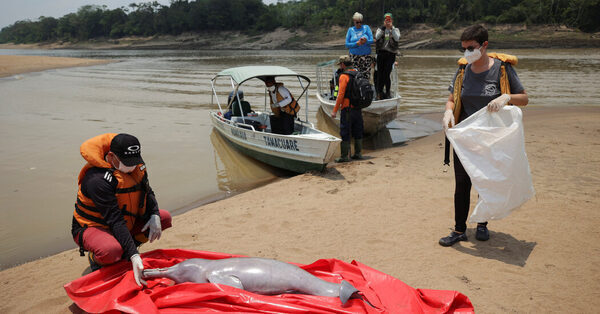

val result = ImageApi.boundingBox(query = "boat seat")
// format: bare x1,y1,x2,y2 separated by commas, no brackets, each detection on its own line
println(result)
232,116,267,131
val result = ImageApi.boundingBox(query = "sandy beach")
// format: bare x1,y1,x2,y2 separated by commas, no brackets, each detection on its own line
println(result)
0,96,598,312
0,55,112,78
1,57,599,312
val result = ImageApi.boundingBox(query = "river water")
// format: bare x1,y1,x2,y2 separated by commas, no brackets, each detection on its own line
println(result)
1,48,599,269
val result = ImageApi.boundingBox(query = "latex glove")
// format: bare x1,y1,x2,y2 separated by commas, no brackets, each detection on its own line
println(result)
142,214,161,243
487,94,511,112
131,254,146,287
442,109,455,131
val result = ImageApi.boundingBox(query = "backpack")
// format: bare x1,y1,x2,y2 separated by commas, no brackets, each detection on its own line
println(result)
343,70,374,109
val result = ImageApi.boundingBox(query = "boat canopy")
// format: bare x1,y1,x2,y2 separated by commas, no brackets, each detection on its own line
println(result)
213,66,310,85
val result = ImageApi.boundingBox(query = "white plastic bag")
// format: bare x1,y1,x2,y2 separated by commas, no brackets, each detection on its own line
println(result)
446,106,535,222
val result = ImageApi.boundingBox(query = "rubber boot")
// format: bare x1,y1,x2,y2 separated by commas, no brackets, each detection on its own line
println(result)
351,139,363,160
88,252,102,272
335,141,351,162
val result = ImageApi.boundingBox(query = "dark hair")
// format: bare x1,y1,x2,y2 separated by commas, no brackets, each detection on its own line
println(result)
460,24,488,45
264,76,275,83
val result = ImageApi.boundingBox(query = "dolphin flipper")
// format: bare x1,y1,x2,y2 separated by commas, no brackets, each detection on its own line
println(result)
339,280,358,305
207,274,244,290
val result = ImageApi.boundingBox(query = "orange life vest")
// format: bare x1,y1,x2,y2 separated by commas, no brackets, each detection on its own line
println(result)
73,133,148,231
269,83,300,116
450,53,518,125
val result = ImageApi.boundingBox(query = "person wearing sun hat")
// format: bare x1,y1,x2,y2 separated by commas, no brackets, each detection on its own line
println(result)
71,133,172,287
375,12,401,100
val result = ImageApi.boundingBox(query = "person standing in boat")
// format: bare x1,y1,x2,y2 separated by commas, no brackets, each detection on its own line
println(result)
264,76,300,135
332,55,364,162
374,13,400,100
439,24,528,247
71,133,172,286
345,12,374,80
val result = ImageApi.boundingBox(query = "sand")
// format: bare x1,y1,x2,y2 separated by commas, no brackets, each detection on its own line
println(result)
0,103,598,312
0,55,112,78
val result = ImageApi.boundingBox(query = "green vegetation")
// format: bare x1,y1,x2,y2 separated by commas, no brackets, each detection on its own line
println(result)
1,0,599,44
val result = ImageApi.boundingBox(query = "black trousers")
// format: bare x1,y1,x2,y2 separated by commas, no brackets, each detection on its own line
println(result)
339,107,363,141
270,112,295,135
453,152,487,232
376,50,396,97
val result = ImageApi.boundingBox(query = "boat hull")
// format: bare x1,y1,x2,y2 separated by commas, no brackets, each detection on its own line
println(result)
210,112,340,173
316,94,400,135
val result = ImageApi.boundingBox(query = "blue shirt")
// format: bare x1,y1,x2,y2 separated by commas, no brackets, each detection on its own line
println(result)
345,25,374,56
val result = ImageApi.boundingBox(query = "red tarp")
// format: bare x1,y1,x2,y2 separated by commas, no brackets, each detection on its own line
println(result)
64,249,473,313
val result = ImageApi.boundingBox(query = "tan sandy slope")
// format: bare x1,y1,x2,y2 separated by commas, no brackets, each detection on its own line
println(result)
0,106,598,313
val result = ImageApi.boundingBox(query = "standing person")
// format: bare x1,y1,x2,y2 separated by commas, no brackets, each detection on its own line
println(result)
374,13,400,100
264,76,300,135
439,25,529,246
71,133,172,286
331,55,364,162
345,12,374,80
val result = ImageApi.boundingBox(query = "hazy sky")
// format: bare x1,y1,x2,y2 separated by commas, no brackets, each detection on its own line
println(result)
0,0,278,29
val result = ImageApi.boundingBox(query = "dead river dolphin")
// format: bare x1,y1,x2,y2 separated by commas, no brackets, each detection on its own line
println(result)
142,257,359,305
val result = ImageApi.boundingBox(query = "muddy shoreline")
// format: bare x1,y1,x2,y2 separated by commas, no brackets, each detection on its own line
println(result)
2,24,599,51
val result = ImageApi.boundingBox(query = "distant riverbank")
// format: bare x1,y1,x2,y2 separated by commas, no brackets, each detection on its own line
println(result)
0,55,112,77
1,23,599,51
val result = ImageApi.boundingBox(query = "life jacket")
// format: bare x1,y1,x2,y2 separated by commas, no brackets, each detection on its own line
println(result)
269,83,300,116
73,133,149,231
449,53,518,126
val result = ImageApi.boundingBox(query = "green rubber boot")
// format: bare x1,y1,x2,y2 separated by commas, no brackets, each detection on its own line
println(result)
351,139,363,160
336,141,351,162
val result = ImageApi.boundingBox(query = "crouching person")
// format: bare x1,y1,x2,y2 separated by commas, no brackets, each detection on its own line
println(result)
71,133,172,286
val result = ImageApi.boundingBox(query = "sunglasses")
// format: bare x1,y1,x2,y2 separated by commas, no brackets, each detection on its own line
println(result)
354,21,362,24
459,44,481,53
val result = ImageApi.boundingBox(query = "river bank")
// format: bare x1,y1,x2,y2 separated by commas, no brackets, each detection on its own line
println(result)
0,106,598,313
0,55,112,78
1,23,599,51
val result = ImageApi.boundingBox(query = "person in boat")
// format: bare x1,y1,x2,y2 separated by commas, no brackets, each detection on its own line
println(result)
264,76,300,135
345,12,374,80
228,90,253,117
331,55,364,162
329,66,343,100
439,24,528,247
71,133,172,286
374,13,400,100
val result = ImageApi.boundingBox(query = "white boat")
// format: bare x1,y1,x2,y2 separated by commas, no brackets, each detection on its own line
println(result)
315,59,401,135
209,66,341,173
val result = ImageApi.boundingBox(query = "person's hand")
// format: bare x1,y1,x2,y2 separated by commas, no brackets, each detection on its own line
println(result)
332,111,337,119
443,109,455,131
131,254,146,287
487,94,511,112
142,214,161,243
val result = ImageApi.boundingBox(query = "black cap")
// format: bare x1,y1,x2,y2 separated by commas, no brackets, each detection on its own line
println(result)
110,133,144,166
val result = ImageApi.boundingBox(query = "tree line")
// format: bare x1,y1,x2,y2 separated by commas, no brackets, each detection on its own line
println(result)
1,0,599,44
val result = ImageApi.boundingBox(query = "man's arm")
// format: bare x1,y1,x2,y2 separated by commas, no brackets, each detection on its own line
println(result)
332,74,349,117
274,86,292,107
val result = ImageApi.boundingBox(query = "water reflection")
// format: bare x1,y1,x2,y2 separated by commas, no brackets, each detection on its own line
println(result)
210,129,283,192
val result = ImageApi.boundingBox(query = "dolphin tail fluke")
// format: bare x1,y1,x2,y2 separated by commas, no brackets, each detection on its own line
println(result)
339,280,359,305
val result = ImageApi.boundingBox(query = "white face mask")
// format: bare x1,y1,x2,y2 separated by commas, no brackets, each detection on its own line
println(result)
464,47,482,64
267,85,276,92
117,163,137,173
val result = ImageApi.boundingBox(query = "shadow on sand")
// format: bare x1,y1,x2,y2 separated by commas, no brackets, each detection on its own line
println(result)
452,229,537,267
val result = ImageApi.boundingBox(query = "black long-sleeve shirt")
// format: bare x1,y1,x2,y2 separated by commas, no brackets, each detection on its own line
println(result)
71,167,159,260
